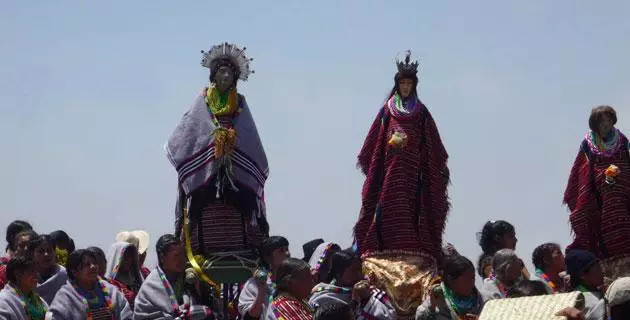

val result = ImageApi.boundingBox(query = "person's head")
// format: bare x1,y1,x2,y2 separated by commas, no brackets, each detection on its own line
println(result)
327,249,363,287
532,243,565,275
67,249,100,287
391,52,419,99
156,234,185,275
12,230,38,258
107,242,139,280
210,59,238,93
86,246,107,277
309,242,341,284
589,105,617,138
479,220,517,255
260,236,290,271
6,256,38,292
492,249,522,286
28,234,57,272
565,250,603,290
509,280,548,298
477,254,493,279
441,254,476,297
50,230,72,251
5,220,33,253
313,302,354,320
275,258,314,300
606,277,630,319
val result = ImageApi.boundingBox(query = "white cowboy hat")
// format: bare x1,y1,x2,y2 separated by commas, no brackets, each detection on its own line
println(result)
131,230,150,255
115,231,140,251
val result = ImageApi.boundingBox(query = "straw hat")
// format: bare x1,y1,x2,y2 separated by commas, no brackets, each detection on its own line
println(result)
131,230,150,255
479,292,584,320
115,231,140,251
606,277,630,307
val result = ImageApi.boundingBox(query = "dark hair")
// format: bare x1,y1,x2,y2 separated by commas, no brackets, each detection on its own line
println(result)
12,230,38,252
86,246,106,265
509,280,548,298
210,59,239,85
479,220,515,255
565,250,599,289
314,302,353,320
441,254,475,288
259,236,289,269
67,249,97,280
6,256,36,284
50,230,74,252
477,253,493,279
27,234,55,255
5,220,33,251
327,249,360,283
156,234,181,268
589,105,617,134
274,258,310,294
532,243,561,271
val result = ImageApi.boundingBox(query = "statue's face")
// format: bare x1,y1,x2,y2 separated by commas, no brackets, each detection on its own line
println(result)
598,113,614,138
214,65,235,93
398,78,414,98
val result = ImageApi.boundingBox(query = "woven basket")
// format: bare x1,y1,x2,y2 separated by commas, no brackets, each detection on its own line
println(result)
479,292,585,320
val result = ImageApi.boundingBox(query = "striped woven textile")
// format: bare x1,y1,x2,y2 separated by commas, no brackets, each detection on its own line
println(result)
271,295,313,320
189,203,265,256
564,133,630,259
355,102,450,260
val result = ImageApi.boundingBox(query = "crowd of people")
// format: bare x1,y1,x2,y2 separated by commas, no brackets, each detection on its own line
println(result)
1,42,629,320
1,220,630,319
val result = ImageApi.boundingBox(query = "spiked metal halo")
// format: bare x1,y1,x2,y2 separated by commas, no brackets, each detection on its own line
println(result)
396,50,420,75
201,42,254,81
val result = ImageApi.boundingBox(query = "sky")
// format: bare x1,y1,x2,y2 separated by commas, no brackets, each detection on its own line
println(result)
1,1,629,272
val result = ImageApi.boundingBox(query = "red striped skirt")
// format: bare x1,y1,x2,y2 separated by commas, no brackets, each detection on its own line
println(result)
189,203,265,255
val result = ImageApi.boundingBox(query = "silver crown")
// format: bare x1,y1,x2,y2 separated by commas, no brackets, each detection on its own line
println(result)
396,50,419,75
201,42,254,81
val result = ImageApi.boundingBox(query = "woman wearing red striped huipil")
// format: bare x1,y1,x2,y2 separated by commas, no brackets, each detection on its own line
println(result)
166,43,269,262
265,258,314,320
564,105,630,284
354,51,450,319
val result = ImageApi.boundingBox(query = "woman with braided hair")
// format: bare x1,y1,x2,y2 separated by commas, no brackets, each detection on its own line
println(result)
354,50,450,319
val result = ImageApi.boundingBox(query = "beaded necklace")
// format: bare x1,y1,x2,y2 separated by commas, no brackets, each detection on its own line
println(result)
205,86,242,159
488,273,510,298
442,284,478,318
586,129,622,157
157,267,181,314
388,93,419,116
8,284,47,320
71,280,114,320
535,269,558,293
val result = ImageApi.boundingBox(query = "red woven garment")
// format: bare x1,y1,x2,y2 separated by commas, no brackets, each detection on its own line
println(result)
564,133,630,258
355,102,450,260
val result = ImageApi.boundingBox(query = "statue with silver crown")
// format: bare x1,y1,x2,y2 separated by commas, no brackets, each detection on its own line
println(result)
165,43,269,314
354,51,451,319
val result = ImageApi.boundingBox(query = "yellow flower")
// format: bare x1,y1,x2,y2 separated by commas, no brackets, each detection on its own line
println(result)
605,165,620,178
388,131,408,148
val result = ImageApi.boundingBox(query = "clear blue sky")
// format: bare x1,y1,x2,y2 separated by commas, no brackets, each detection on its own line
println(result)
1,1,629,271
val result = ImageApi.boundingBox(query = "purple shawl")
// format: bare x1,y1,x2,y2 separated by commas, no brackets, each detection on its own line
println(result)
166,89,269,201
